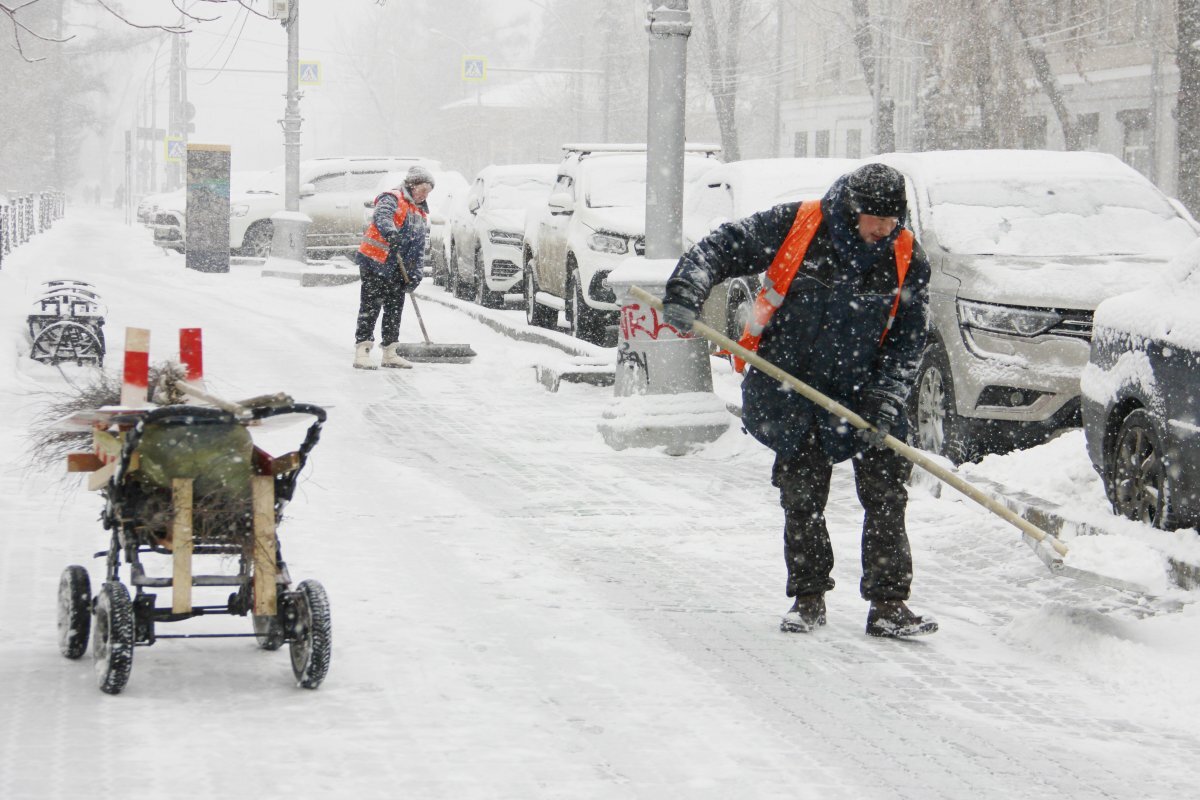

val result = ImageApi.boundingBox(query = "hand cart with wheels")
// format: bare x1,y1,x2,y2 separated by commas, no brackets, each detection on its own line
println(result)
57,400,331,694
27,280,107,366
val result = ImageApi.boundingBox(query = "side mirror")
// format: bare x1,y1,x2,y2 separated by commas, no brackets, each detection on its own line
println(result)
362,199,374,208
547,192,574,214
299,183,316,198
429,213,446,225
467,196,481,214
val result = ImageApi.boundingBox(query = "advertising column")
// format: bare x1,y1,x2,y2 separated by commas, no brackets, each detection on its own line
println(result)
185,143,231,274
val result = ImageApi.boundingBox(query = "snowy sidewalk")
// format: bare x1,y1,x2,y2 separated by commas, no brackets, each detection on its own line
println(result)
2,211,1199,799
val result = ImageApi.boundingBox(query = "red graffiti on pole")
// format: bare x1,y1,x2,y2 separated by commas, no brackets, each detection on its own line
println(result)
620,303,686,341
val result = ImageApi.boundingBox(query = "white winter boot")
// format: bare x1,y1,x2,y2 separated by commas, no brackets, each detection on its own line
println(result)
353,341,377,370
380,343,413,369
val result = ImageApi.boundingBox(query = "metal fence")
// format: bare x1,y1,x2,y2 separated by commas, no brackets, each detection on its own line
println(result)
0,191,67,270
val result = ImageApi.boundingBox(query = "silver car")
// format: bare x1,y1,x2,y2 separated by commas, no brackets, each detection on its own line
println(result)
875,150,1200,463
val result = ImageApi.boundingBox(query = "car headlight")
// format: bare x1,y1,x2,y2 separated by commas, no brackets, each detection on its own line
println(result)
231,203,250,218
588,232,628,254
488,229,522,246
957,299,1062,337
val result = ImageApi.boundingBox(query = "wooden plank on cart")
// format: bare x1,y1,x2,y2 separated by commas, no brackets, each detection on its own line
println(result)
172,479,194,614
251,476,277,616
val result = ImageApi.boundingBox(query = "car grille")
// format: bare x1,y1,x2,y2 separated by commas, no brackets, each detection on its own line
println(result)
492,260,519,278
1049,309,1093,341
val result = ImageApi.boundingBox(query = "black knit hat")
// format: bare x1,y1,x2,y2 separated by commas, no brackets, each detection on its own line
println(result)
846,163,906,218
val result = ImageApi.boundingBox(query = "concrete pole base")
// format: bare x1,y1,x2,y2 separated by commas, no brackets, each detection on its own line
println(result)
267,211,311,265
598,391,731,455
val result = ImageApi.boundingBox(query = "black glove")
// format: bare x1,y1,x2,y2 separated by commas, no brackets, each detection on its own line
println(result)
661,302,697,333
856,390,904,449
407,266,424,290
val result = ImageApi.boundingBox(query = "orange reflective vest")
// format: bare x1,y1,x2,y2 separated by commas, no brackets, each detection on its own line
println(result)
358,191,425,264
732,200,914,373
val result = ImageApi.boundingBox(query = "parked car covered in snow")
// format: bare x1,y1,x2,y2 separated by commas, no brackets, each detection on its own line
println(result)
681,157,858,339
522,143,720,344
230,156,440,259
448,163,555,307
1081,240,1200,529
874,150,1200,463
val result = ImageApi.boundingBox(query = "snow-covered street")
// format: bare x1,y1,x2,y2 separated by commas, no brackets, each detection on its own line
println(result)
4,212,1200,799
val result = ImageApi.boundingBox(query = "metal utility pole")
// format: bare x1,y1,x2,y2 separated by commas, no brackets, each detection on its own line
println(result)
644,0,692,260
269,0,310,264
283,0,301,213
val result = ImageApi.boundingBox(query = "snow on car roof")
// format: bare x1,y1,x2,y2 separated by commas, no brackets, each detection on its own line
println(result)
876,149,1139,182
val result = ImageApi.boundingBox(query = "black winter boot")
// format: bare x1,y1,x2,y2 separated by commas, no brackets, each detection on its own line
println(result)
780,594,826,633
865,600,938,638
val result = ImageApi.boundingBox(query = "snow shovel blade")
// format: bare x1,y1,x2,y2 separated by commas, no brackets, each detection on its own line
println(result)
392,343,476,363
628,285,1149,596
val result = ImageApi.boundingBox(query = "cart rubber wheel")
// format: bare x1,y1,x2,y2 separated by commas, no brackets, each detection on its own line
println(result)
289,579,332,689
92,581,134,694
57,565,91,659
253,612,286,651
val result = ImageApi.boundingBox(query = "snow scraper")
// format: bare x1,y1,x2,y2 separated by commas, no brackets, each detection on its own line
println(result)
629,285,1147,595
394,264,477,364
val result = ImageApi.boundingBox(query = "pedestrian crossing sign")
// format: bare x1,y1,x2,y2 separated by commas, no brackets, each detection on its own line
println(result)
299,61,321,85
164,137,186,163
462,56,486,82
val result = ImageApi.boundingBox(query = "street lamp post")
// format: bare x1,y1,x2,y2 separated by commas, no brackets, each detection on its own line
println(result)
271,0,309,264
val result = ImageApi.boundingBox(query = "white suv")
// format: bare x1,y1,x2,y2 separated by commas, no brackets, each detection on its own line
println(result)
229,156,440,259
449,163,556,307
522,144,720,344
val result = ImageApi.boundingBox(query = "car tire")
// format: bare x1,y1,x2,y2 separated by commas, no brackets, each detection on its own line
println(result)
726,282,754,341
473,248,503,308
1107,408,1178,529
525,252,557,329
243,221,273,259
568,266,609,346
908,341,976,465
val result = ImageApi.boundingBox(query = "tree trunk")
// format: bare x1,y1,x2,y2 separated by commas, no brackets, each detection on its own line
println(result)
1178,0,1200,213
851,0,875,91
1005,0,1077,149
697,0,742,162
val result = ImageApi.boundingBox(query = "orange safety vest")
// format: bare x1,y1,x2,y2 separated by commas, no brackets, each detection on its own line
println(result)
358,191,425,264
733,200,914,373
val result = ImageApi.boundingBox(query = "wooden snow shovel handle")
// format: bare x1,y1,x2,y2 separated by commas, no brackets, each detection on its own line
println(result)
396,262,434,346
629,285,1070,558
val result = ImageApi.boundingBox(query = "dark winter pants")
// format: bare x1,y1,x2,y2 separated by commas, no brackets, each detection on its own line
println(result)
355,268,407,346
772,432,914,601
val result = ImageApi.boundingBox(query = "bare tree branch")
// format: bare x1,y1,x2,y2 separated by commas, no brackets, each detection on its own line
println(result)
94,0,189,33
1,0,75,62
169,0,219,24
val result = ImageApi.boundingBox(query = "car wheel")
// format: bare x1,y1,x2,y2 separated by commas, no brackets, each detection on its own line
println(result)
244,221,273,259
525,252,557,329
908,341,976,465
1108,408,1177,529
473,248,503,308
568,267,609,346
726,284,753,341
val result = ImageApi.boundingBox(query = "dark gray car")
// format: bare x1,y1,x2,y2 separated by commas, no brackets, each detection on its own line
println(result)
1082,245,1200,529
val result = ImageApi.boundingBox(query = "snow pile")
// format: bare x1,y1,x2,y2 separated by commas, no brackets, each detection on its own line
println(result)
961,430,1108,512
1061,534,1174,595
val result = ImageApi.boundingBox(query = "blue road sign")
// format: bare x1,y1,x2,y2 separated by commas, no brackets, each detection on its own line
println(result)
164,137,186,162
462,56,487,82
299,61,321,85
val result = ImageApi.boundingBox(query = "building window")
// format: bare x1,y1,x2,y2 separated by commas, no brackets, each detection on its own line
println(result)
1020,116,1046,149
845,129,862,159
814,130,830,158
1076,112,1100,151
1118,108,1151,177
794,131,808,158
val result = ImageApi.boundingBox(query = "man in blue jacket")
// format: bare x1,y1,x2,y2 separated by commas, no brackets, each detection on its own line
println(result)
661,163,938,638
353,165,433,369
